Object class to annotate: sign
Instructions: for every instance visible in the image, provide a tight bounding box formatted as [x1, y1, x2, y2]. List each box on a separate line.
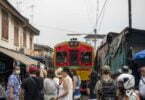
[76, 69, 91, 81]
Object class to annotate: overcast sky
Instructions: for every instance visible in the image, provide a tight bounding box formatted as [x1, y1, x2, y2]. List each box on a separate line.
[10, 0, 145, 47]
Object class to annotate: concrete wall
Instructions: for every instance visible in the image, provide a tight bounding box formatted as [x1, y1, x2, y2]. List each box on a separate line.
[0, 7, 35, 55]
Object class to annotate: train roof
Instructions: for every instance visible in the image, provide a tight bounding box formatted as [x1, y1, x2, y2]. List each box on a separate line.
[54, 40, 93, 48]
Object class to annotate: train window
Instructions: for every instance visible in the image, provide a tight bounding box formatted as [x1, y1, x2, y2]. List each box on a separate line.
[81, 52, 92, 63]
[70, 50, 78, 65]
[69, 41, 79, 47]
[56, 52, 67, 63]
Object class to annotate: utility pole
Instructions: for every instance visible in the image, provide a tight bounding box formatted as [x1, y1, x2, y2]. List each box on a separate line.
[128, 0, 132, 29]
[94, 0, 100, 49]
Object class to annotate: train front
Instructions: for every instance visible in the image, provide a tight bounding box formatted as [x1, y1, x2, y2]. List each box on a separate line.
[54, 38, 94, 94]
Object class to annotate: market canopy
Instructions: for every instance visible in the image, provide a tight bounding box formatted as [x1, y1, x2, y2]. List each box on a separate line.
[133, 50, 145, 60]
[0, 46, 38, 65]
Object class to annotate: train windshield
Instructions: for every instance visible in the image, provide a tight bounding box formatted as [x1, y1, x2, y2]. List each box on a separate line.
[81, 52, 92, 63]
[70, 50, 78, 65]
[56, 52, 67, 63]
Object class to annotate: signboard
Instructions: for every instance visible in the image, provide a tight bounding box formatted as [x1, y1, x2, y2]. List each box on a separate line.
[76, 69, 91, 81]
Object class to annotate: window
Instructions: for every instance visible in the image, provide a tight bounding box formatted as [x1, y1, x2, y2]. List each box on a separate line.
[14, 22, 19, 46]
[30, 35, 33, 49]
[81, 52, 92, 63]
[70, 50, 78, 65]
[2, 10, 9, 40]
[56, 52, 67, 63]
[23, 30, 27, 47]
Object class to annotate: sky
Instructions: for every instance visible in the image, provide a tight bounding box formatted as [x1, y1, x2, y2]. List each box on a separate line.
[10, 0, 145, 47]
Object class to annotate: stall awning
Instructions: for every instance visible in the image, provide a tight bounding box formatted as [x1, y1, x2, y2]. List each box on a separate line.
[0, 47, 38, 65]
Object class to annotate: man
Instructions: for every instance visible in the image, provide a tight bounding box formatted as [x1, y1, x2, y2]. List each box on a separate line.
[6, 66, 21, 100]
[95, 65, 116, 100]
[87, 71, 98, 100]
[139, 67, 145, 100]
[21, 65, 44, 100]
[56, 68, 73, 100]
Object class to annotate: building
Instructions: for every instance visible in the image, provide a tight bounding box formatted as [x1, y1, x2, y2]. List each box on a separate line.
[33, 44, 53, 57]
[94, 32, 119, 71]
[31, 44, 54, 69]
[0, 0, 40, 82]
[0, 0, 39, 54]
[95, 27, 145, 73]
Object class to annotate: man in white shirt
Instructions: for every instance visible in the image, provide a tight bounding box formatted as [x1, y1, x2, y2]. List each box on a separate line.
[139, 67, 145, 99]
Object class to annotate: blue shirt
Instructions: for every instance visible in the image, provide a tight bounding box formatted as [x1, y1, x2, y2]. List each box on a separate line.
[6, 74, 21, 97]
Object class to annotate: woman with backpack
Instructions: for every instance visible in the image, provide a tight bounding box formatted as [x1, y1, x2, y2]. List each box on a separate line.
[95, 65, 117, 100]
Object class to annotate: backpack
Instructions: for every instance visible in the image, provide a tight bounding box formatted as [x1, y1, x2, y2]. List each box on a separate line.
[100, 80, 116, 99]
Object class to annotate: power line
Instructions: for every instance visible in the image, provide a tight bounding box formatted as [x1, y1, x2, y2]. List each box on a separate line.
[98, 0, 111, 32]
[83, 0, 93, 26]
[38, 25, 79, 33]
[96, 0, 110, 28]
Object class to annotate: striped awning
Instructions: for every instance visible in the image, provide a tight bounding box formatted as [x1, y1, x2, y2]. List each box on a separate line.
[0, 47, 38, 65]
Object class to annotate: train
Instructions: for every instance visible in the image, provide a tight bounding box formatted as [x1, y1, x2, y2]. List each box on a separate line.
[53, 38, 95, 93]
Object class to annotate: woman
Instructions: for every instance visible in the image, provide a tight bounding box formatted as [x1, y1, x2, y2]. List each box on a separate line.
[73, 71, 81, 100]
[56, 68, 73, 100]
[43, 70, 57, 100]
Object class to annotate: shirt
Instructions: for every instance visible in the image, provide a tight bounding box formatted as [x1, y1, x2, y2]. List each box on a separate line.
[59, 75, 73, 100]
[43, 78, 57, 95]
[139, 77, 145, 98]
[21, 76, 43, 100]
[6, 74, 21, 97]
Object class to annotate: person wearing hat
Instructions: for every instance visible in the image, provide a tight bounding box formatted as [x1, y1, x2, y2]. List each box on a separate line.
[95, 65, 117, 100]
[121, 65, 132, 74]
[55, 67, 73, 100]
[21, 65, 44, 100]
[6, 65, 21, 100]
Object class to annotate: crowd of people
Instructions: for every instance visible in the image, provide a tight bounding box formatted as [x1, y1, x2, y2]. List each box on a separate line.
[87, 65, 145, 100]
[1, 64, 145, 100]
[0, 65, 81, 100]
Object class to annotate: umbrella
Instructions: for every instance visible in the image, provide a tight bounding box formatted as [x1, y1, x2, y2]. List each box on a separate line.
[133, 50, 145, 60]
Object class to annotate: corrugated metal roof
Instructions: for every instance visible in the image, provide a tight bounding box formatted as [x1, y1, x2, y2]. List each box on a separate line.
[0, 47, 38, 65]
[84, 34, 106, 39]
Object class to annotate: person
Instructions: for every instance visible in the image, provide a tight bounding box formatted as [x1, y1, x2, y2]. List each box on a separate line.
[73, 71, 81, 100]
[56, 67, 73, 100]
[43, 70, 57, 100]
[0, 80, 6, 100]
[6, 66, 21, 100]
[36, 68, 44, 100]
[121, 65, 132, 74]
[139, 67, 145, 100]
[21, 65, 44, 100]
[117, 73, 140, 100]
[87, 71, 98, 100]
[95, 65, 116, 100]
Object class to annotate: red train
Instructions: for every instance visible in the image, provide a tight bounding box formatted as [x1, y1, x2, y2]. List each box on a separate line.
[54, 38, 95, 93]
[54, 38, 94, 68]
